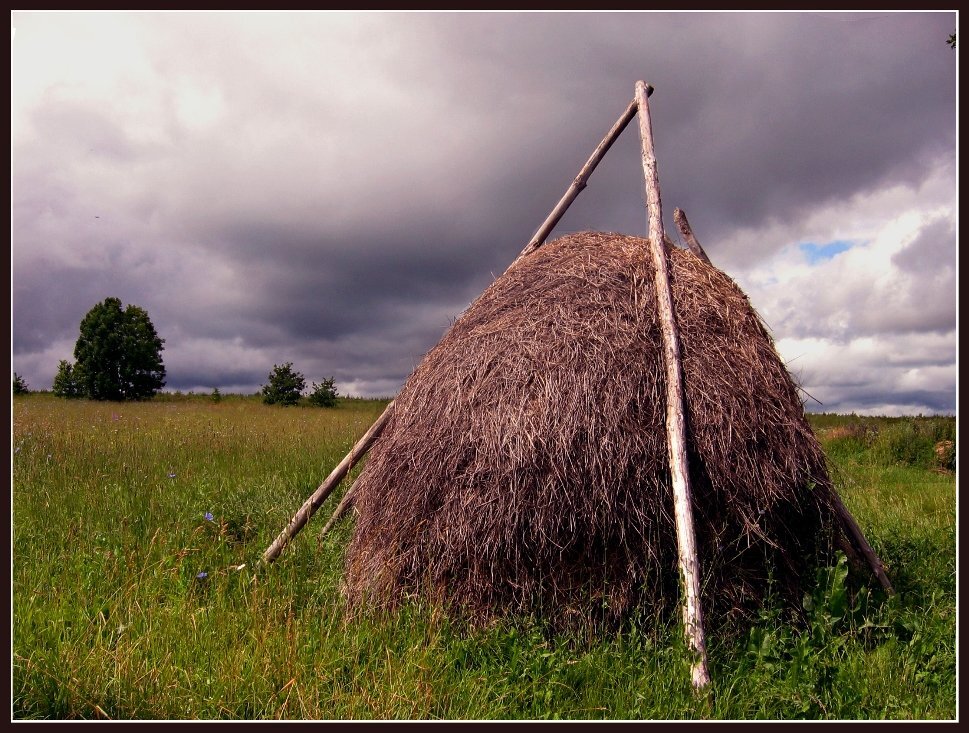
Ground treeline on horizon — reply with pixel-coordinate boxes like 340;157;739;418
12;386;954;417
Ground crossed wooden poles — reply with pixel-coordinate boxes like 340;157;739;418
261;81;892;692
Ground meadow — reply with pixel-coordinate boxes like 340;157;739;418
11;394;956;720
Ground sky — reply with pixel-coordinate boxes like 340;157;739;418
10;11;958;415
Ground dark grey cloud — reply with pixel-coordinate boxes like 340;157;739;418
818;387;955;416
399;12;956;255
11;11;957;414
891;216;956;275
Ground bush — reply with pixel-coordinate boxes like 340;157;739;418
870;418;956;470
51;360;83;399
308;377;339;408
12;373;29;395
261;363;306;406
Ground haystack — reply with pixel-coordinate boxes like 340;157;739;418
342;231;839;630
264;83;889;690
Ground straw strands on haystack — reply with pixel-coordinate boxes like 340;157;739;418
262;81;891;692
342;231;837;631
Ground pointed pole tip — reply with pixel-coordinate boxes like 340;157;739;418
635;81;655;98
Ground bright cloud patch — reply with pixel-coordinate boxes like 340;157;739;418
734;158;955;415
798;240;855;264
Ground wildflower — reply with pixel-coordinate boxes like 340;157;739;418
196;571;208;579
168;471;176;479
204;512;214;522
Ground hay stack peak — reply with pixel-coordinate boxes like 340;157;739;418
343;231;837;629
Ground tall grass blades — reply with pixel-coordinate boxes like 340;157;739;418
12;396;955;720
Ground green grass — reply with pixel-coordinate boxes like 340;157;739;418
12;395;955;720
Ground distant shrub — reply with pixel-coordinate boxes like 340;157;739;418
871;421;924;466
51;360;83;399
261;362;306;406
870;418;956;470
307;377;339;408
813;415;955;473
12;373;29;395
211;387;222;403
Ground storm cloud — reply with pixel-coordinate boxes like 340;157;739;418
11;11;957;414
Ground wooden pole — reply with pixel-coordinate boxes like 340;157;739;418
830;491;894;594
317;482;356;541
261;403;394;564
635;80;712;691
515;97;641;263
262;96;649;563
673;208;711;265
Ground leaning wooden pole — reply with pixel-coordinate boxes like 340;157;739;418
261;404;394;564
635;80;711;691
673;207;711;265
317;482;356;541
830;491;894;594
515;96;641;263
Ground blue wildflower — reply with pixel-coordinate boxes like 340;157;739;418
168;471;176;479
204;512;214;522
196;571;208;579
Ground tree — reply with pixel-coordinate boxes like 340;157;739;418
12;373;29;395
73;297;166;401
308;377;339;407
261;362;305;406
52;360;83;399
947;32;956;49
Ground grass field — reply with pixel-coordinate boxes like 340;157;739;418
11;394;956;720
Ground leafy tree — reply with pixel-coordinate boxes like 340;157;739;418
308;377;339;407
211;387;222;403
261;362;306;406
52;360;83;399
73;297;166;401
12;373;29;395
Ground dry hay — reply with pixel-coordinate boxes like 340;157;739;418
343;231;840;631
934;440;955;473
